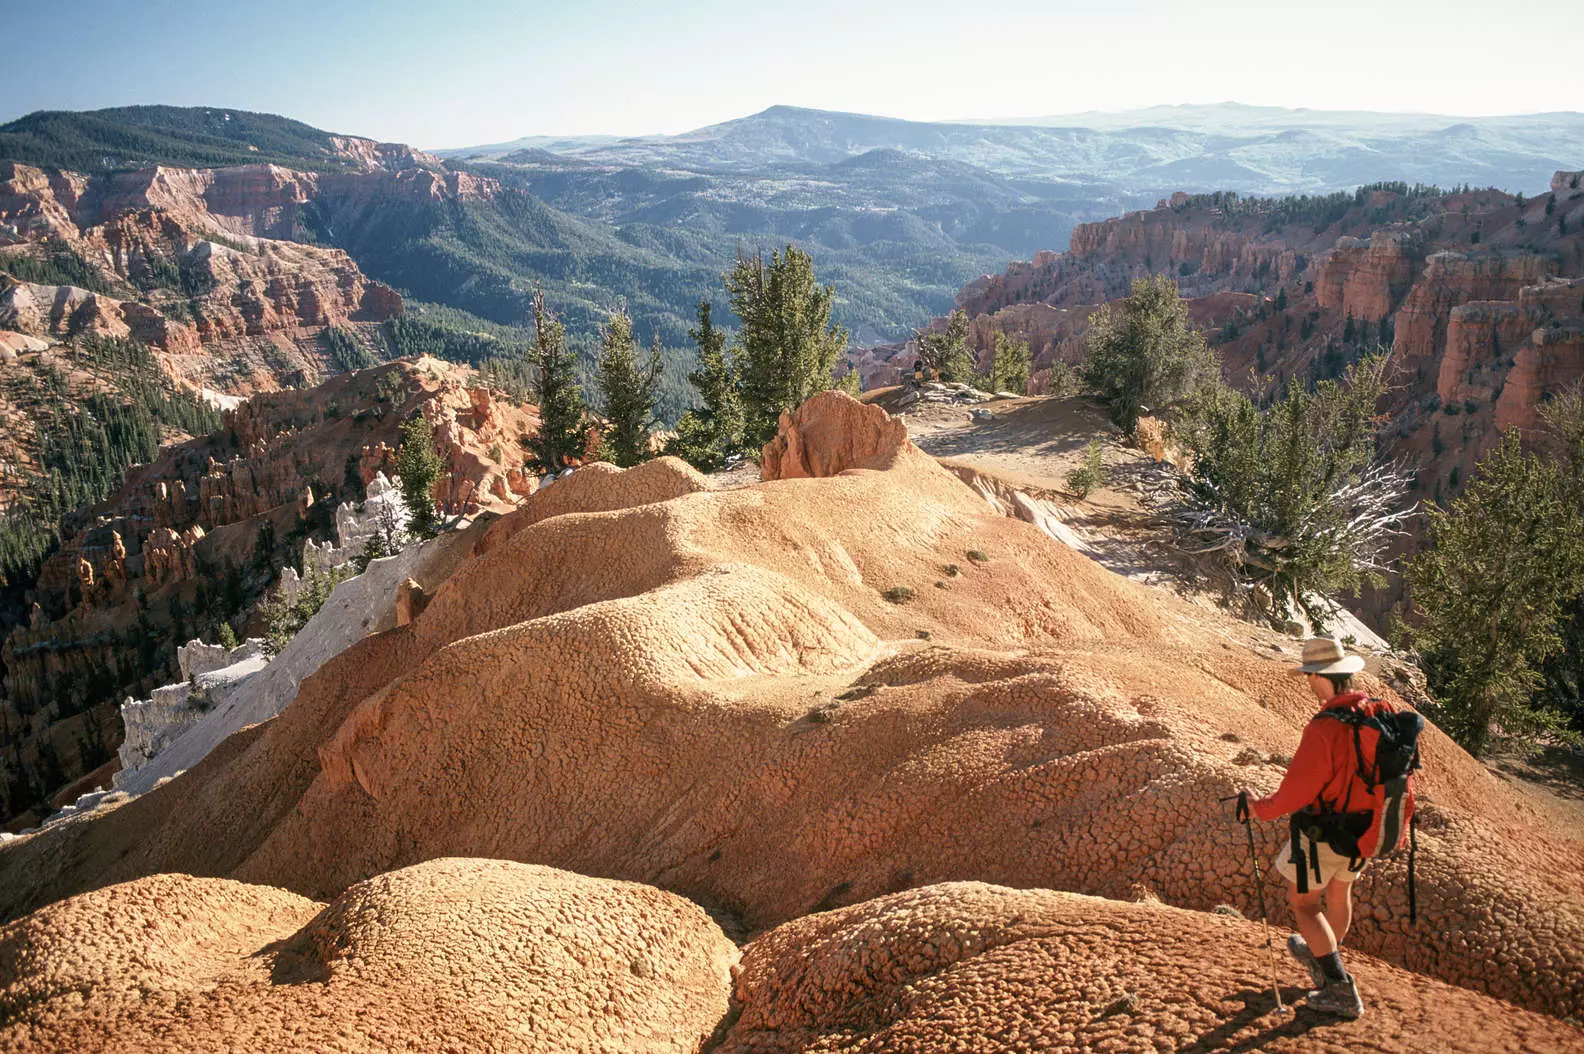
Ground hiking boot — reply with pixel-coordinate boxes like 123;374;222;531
1305;977;1365;1020
1287;935;1326;989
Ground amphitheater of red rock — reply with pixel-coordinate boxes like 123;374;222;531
1;392;1580;1052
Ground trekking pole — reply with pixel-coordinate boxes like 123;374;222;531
1221;792;1289;1014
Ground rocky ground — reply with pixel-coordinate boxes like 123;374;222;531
0;391;1579;1051
872;387;1384;643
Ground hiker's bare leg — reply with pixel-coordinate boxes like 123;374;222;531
1323;878;1354;947
1287;883;1337;956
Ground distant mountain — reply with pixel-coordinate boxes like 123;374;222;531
463;141;1136;343
11;103;1582;353
452;104;1584;197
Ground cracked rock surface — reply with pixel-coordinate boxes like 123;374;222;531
0;858;735;1053
718;882;1581;1053
0;391;1580;1048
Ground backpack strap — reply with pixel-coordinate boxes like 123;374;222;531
1315;702;1381;792
1289;813;1310;895
1407;811;1419;924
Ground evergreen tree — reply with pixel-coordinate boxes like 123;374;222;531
917;309;977;384
666;301;745;472
1403;426;1584;756
595;308;660;467
1082;275;1218;432
984;332;1032;394
522;292;591;475
726;246;848;447
1178;356;1409;625
395;413;443;537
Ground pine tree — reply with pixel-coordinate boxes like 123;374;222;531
726;246;848;447
522;292;590;475
666;301;744;472
595;308;660;468
1082;275;1218;432
917;309;977;384
1403;427;1584;756
984;332;1031;394
396;413;443;537
1178;356;1408;625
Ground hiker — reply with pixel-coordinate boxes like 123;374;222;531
912;359;926;386
1237;637;1412;1021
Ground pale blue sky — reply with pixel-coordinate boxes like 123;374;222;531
2;0;1578;148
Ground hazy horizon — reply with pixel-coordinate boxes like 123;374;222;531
2;0;1579;149
433;100;1584;153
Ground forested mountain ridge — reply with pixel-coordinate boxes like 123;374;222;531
0;106;432;174
12;102;1578;358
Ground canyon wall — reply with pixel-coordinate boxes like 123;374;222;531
0;358;541;828
0;160;412;394
933;179;1584;503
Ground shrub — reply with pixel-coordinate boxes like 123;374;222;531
260;564;352;656
596;309;661;468
1066;440;1108;498
917;309;977;385
730;246;848;446
982;332;1031;394
882;586;916;604
1402;425;1584;756
396;414;443;537
1045;361;1080;398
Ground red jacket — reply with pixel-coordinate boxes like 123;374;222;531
1251;692;1388;823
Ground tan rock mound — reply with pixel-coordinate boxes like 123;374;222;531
760;390;913;479
0;858;736;1053
1;398;1580;1024
719;882;1581;1053
477;455;714;555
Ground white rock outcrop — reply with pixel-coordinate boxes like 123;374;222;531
114;527;474;796
303;472;410;575
116;639;270;787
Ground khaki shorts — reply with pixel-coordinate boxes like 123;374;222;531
1273;837;1366;888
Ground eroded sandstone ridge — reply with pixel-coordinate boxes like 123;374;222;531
721;883;1576;1053
0;161;406;393
0;392;1580;1050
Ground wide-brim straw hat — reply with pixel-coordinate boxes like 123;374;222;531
1292;637;1366;675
